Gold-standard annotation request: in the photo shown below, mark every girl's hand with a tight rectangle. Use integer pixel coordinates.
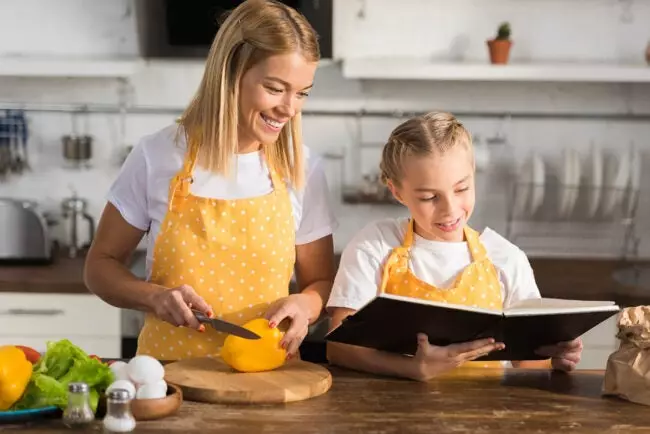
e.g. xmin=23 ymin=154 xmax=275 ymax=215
xmin=535 ymin=338 xmax=583 ymax=371
xmin=410 ymin=334 xmax=505 ymax=381
xmin=148 ymin=284 xmax=213 ymax=330
xmin=264 ymin=294 xmax=313 ymax=357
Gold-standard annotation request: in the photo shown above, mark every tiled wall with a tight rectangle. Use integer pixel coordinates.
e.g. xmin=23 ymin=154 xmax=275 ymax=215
xmin=0 ymin=0 xmax=649 ymax=258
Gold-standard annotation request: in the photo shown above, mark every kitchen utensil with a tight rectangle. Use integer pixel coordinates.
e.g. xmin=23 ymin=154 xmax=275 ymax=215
xmin=192 ymin=309 xmax=260 ymax=340
xmin=61 ymin=193 xmax=95 ymax=258
xmin=62 ymin=134 xmax=93 ymax=167
xmin=164 ymin=357 xmax=332 ymax=404
xmin=0 ymin=198 xmax=53 ymax=263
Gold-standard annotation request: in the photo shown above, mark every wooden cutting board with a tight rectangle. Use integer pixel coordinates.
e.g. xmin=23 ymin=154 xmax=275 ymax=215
xmin=163 ymin=357 xmax=332 ymax=404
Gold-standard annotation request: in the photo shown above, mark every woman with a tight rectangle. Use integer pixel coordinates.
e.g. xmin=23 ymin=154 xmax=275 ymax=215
xmin=84 ymin=0 xmax=337 ymax=361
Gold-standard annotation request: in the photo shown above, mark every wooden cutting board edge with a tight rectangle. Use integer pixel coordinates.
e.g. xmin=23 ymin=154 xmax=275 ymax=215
xmin=164 ymin=357 xmax=333 ymax=404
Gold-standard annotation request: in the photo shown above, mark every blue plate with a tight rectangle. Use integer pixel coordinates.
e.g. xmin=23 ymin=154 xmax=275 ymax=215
xmin=0 ymin=406 xmax=60 ymax=423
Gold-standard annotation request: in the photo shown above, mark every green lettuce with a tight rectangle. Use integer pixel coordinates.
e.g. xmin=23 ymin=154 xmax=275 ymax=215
xmin=12 ymin=339 xmax=114 ymax=412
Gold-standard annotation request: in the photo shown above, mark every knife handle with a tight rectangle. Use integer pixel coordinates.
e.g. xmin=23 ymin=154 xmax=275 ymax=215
xmin=191 ymin=309 xmax=210 ymax=323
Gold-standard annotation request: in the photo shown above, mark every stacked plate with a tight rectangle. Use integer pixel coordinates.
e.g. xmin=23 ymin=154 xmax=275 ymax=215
xmin=512 ymin=153 xmax=545 ymax=218
xmin=512 ymin=145 xmax=641 ymax=220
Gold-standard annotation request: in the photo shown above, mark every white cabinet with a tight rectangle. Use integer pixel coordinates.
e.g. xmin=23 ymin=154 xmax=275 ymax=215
xmin=0 ymin=292 xmax=122 ymax=358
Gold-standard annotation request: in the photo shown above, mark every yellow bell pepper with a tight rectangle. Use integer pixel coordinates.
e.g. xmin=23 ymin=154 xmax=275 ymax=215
xmin=0 ymin=345 xmax=33 ymax=410
xmin=221 ymin=318 xmax=287 ymax=373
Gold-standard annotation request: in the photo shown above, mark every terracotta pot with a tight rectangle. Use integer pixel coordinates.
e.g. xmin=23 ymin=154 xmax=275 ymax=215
xmin=487 ymin=39 xmax=512 ymax=64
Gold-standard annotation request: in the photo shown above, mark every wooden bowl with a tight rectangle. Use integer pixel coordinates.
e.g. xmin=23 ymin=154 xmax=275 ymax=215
xmin=130 ymin=383 xmax=183 ymax=421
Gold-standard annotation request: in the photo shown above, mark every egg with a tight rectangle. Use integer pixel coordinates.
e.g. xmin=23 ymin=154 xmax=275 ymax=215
xmin=126 ymin=355 xmax=165 ymax=385
xmin=136 ymin=380 xmax=167 ymax=400
xmin=106 ymin=380 xmax=137 ymax=400
xmin=109 ymin=361 xmax=130 ymax=382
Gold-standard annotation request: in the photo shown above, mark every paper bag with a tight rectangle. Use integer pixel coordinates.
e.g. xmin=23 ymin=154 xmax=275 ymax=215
xmin=602 ymin=306 xmax=650 ymax=405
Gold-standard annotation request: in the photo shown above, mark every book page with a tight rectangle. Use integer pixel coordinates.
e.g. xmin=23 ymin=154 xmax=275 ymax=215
xmin=505 ymin=297 xmax=618 ymax=316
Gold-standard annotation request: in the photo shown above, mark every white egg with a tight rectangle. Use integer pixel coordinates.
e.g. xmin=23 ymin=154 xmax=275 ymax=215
xmin=109 ymin=361 xmax=130 ymax=382
xmin=106 ymin=380 xmax=136 ymax=400
xmin=127 ymin=355 xmax=165 ymax=385
xmin=136 ymin=380 xmax=167 ymax=400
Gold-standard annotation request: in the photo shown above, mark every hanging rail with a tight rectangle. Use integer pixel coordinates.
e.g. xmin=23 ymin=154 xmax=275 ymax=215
xmin=0 ymin=102 xmax=649 ymax=121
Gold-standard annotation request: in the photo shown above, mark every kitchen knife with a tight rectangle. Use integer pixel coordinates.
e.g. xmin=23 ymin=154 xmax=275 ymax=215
xmin=192 ymin=309 xmax=261 ymax=340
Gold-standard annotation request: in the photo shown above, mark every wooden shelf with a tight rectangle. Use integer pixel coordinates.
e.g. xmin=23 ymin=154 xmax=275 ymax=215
xmin=0 ymin=56 xmax=142 ymax=78
xmin=342 ymin=58 xmax=650 ymax=83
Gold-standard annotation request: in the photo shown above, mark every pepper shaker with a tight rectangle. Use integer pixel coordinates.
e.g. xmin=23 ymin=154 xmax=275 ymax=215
xmin=62 ymin=382 xmax=95 ymax=428
xmin=103 ymin=388 xmax=136 ymax=433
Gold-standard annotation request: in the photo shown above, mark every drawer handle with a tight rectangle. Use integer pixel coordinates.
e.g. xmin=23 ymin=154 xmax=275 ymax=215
xmin=1 ymin=308 xmax=65 ymax=316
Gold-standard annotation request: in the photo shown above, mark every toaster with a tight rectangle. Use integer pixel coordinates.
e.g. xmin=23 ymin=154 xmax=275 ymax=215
xmin=0 ymin=198 xmax=53 ymax=263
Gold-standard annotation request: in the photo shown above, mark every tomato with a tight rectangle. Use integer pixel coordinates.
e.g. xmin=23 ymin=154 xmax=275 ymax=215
xmin=15 ymin=345 xmax=40 ymax=364
xmin=89 ymin=354 xmax=102 ymax=362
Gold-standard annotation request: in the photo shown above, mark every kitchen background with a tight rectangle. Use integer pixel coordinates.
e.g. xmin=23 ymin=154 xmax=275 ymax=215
xmin=0 ymin=0 xmax=649 ymax=367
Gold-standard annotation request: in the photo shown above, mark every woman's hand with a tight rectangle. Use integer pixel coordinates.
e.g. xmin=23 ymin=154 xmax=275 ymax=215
xmin=410 ymin=334 xmax=505 ymax=381
xmin=147 ymin=284 xmax=213 ymax=330
xmin=535 ymin=338 xmax=583 ymax=371
xmin=264 ymin=294 xmax=313 ymax=357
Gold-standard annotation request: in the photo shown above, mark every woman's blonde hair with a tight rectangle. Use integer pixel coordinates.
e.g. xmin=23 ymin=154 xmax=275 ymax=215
xmin=379 ymin=111 xmax=473 ymax=187
xmin=178 ymin=0 xmax=320 ymax=190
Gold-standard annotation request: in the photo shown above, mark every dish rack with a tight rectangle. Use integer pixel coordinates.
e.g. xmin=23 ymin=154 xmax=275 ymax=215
xmin=505 ymin=146 xmax=642 ymax=260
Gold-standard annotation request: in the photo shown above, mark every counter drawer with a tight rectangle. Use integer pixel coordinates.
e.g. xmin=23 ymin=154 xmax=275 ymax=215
xmin=0 ymin=335 xmax=121 ymax=358
xmin=0 ymin=293 xmax=120 ymax=337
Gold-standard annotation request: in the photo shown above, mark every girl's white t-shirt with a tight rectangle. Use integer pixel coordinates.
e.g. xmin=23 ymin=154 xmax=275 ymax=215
xmin=107 ymin=124 xmax=338 ymax=279
xmin=327 ymin=217 xmax=541 ymax=312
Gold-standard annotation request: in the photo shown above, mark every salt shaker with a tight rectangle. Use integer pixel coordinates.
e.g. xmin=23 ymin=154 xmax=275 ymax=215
xmin=62 ymin=382 xmax=95 ymax=428
xmin=103 ymin=388 xmax=136 ymax=433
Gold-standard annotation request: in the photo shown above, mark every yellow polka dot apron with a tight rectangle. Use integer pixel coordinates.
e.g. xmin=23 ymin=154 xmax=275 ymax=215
xmin=136 ymin=145 xmax=295 ymax=360
xmin=380 ymin=219 xmax=503 ymax=369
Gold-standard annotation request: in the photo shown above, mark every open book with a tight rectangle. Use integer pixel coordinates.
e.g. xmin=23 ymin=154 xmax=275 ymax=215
xmin=325 ymin=293 xmax=620 ymax=361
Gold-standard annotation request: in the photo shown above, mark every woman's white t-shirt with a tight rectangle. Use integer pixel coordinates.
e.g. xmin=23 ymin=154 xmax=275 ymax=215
xmin=327 ymin=218 xmax=541 ymax=312
xmin=107 ymin=124 xmax=338 ymax=279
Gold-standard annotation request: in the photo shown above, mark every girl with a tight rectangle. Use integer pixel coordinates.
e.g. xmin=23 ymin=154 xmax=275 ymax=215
xmin=85 ymin=0 xmax=337 ymax=360
xmin=326 ymin=112 xmax=582 ymax=381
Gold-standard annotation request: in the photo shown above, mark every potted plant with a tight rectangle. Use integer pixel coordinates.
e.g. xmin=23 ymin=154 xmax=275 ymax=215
xmin=487 ymin=22 xmax=512 ymax=65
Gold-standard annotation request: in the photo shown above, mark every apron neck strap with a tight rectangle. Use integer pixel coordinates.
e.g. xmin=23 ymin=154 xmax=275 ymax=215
xmin=463 ymin=226 xmax=488 ymax=261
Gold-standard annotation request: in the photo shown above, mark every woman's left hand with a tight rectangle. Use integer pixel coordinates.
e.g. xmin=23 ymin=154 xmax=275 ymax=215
xmin=535 ymin=338 xmax=583 ymax=371
xmin=264 ymin=294 xmax=313 ymax=358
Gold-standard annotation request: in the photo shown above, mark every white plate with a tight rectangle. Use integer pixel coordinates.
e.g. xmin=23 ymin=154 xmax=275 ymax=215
xmin=601 ymin=150 xmax=631 ymax=217
xmin=566 ymin=149 xmax=581 ymax=217
xmin=528 ymin=154 xmax=545 ymax=215
xmin=513 ymin=157 xmax=532 ymax=218
xmin=558 ymin=148 xmax=578 ymax=218
xmin=586 ymin=145 xmax=603 ymax=218
xmin=624 ymin=146 xmax=641 ymax=217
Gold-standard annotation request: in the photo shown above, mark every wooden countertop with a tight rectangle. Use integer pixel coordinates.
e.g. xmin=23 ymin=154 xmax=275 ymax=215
xmin=3 ymin=367 xmax=648 ymax=433
xmin=2 ymin=252 xmax=650 ymax=308
xmin=0 ymin=250 xmax=145 ymax=295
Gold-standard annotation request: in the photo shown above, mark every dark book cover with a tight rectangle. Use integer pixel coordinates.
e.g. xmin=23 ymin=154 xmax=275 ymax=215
xmin=325 ymin=294 xmax=620 ymax=361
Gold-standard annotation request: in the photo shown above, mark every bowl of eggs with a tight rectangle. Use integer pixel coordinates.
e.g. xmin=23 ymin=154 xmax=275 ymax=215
xmin=105 ymin=356 xmax=182 ymax=421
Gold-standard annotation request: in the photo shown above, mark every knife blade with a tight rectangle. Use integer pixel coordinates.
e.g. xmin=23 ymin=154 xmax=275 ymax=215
xmin=192 ymin=309 xmax=261 ymax=340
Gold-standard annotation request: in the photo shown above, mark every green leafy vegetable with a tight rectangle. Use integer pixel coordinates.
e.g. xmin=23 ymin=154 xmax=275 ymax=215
xmin=11 ymin=339 xmax=114 ymax=412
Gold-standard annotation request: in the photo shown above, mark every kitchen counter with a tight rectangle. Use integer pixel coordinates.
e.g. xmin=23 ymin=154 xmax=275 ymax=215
xmin=0 ymin=250 xmax=146 ymax=294
xmin=2 ymin=367 xmax=647 ymax=433
xmin=1 ymin=252 xmax=649 ymax=307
